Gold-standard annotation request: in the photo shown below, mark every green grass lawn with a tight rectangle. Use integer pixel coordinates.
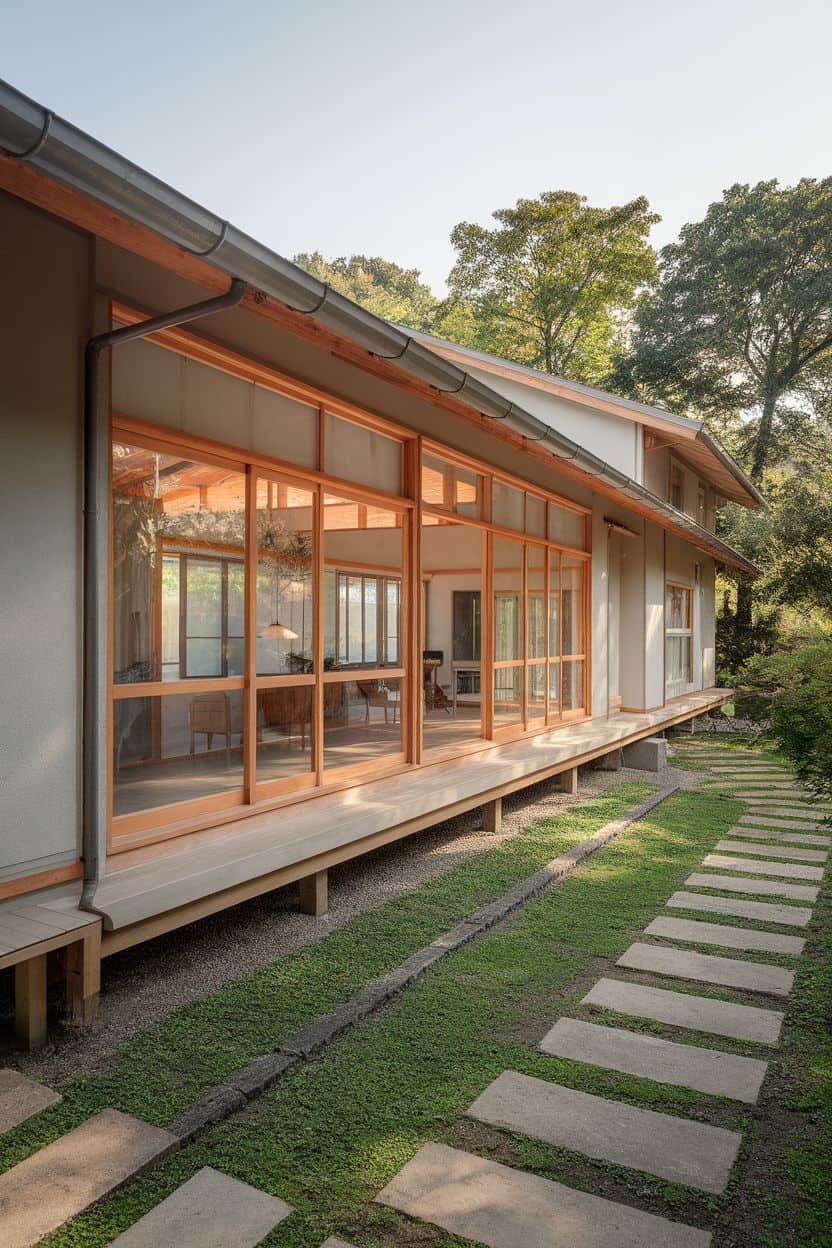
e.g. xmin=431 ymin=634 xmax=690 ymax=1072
xmin=11 ymin=748 xmax=832 ymax=1248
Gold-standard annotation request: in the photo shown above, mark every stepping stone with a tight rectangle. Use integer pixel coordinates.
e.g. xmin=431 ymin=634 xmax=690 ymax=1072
xmin=740 ymin=814 xmax=826 ymax=830
xmin=685 ymin=873 xmax=818 ymax=902
xmin=727 ymin=826 xmax=830 ymax=847
xmin=0 ymin=1070 xmax=61 ymax=1134
xmin=617 ymin=941 xmax=794 ymax=997
xmin=715 ymin=839 xmax=827 ymax=863
xmin=110 ymin=1166 xmax=293 ymax=1246
xmin=708 ymin=758 xmax=793 ymax=768
xmin=583 ymin=977 xmax=784 ymax=1044
xmin=702 ymin=854 xmax=823 ymax=881
xmin=667 ymin=890 xmax=812 ymax=928
xmin=0 ymin=1109 xmax=178 ymax=1248
xmin=736 ymin=788 xmax=803 ymax=796
xmin=376 ymin=1141 xmax=712 ymax=1248
xmin=539 ymin=1017 xmax=767 ymax=1101
xmin=468 ymin=1070 xmax=741 ymax=1193
xmin=644 ymin=915 xmax=804 ymax=955
xmin=747 ymin=806 xmax=829 ymax=820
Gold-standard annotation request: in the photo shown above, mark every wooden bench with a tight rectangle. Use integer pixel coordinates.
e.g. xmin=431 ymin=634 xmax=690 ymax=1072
xmin=0 ymin=905 xmax=101 ymax=1050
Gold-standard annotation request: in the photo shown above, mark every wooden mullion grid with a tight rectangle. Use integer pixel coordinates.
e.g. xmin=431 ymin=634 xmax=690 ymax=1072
xmin=244 ymin=466 xmax=258 ymax=804
xmin=312 ymin=485 xmax=325 ymax=786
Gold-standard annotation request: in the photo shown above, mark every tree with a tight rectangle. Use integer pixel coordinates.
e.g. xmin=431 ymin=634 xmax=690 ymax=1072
xmin=619 ymin=178 xmax=832 ymax=481
xmin=444 ymin=191 xmax=658 ymax=385
xmin=293 ymin=252 xmax=439 ymax=333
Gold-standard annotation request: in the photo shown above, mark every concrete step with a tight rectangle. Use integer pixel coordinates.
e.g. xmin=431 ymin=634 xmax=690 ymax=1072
xmin=666 ymin=890 xmax=812 ymax=928
xmin=583 ymin=976 xmax=783 ymax=1045
xmin=467 ymin=1069 xmax=741 ymax=1193
xmin=0 ymin=1070 xmax=61 ymax=1135
xmin=616 ymin=941 xmax=794 ymax=997
xmin=0 ymin=1109 xmax=178 ymax=1248
xmin=685 ymin=873 xmax=818 ymax=902
xmin=644 ymin=915 xmax=804 ymax=956
xmin=702 ymin=854 xmax=823 ymax=881
xmin=376 ymin=1141 xmax=712 ymax=1247
xmin=540 ymin=1017 xmax=767 ymax=1102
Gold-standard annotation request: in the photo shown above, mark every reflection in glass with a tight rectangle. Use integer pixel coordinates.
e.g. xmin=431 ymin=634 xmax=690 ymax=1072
xmin=112 ymin=442 xmax=246 ymax=683
xmin=562 ymin=660 xmax=584 ymax=712
xmin=113 ymin=691 xmax=244 ymax=816
xmin=323 ymin=678 xmax=402 ymax=771
xmin=494 ymin=665 xmax=523 ymax=727
xmin=421 ymin=453 xmax=484 ymax=519
xmin=323 ymin=494 xmax=402 ymax=670
xmin=528 ymin=665 xmax=546 ymax=720
xmin=256 ymin=686 xmax=313 ymax=785
xmin=256 ymin=480 xmax=314 ymax=676
xmin=562 ymin=558 xmax=585 ymax=656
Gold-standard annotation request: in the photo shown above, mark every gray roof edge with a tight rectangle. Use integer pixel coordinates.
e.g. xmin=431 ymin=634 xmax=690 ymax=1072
xmin=0 ymin=78 xmax=760 ymax=573
xmin=401 ymin=325 xmax=703 ymax=432
xmin=406 ymin=326 xmax=762 ymax=507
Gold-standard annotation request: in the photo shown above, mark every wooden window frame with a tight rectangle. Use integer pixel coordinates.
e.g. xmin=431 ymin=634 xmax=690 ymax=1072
xmin=108 ymin=313 xmax=593 ymax=853
xmin=665 ymin=580 xmax=694 ymax=698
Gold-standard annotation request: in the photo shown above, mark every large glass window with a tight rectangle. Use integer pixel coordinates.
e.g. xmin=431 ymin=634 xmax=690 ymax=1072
xmin=493 ymin=537 xmax=524 ymax=728
xmin=113 ymin=690 xmax=244 ymax=817
xmin=256 ymin=480 xmax=314 ymax=676
xmin=323 ymin=492 xmax=404 ymax=775
xmin=666 ymin=583 xmax=693 ymax=698
xmin=561 ymin=557 xmax=586 ymax=715
xmin=112 ymin=442 xmax=246 ymax=685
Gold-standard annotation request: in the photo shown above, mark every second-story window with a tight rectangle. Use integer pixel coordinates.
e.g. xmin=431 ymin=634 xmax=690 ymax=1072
xmin=697 ymin=484 xmax=708 ymax=528
xmin=670 ymin=463 xmax=684 ymax=511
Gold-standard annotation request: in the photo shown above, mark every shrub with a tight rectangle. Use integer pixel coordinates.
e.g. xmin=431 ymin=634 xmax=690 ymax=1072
xmin=740 ymin=642 xmax=832 ymax=803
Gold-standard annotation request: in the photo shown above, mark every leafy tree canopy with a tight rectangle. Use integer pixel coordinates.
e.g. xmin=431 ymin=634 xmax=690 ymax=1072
xmin=293 ymin=252 xmax=439 ymax=333
xmin=617 ymin=178 xmax=832 ymax=480
xmin=445 ymin=191 xmax=658 ymax=385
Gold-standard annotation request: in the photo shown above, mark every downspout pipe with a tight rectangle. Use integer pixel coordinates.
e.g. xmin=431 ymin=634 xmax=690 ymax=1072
xmin=81 ymin=278 xmax=247 ymax=909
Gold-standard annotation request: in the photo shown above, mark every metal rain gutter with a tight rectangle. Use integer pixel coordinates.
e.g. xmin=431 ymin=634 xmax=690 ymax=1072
xmin=0 ymin=78 xmax=760 ymax=576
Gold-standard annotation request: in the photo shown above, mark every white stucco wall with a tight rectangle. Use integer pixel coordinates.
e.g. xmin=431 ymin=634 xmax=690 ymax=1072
xmin=0 ymin=192 xmax=88 ymax=879
xmin=464 ymin=367 xmax=641 ymax=481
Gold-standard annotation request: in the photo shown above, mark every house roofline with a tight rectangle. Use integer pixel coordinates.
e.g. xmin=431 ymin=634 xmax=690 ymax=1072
xmin=407 ymin=329 xmax=763 ymax=508
xmin=0 ymin=77 xmax=760 ymax=574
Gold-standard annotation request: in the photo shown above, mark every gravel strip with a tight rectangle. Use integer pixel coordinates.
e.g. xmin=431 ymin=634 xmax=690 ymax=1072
xmin=4 ymin=759 xmax=700 ymax=1084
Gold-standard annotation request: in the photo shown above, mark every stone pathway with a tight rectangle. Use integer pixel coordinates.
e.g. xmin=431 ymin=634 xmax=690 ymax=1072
xmin=108 ymin=1167 xmax=293 ymax=1247
xmin=1 ymin=747 xmax=825 ymax=1246
xmin=377 ymin=748 xmax=825 ymax=1246
xmin=0 ymin=1069 xmax=60 ymax=1134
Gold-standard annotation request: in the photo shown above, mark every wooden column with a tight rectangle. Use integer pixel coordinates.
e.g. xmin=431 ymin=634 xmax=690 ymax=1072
xmin=482 ymin=796 xmax=502 ymax=835
xmin=15 ymin=954 xmax=47 ymax=1051
xmin=299 ymin=869 xmax=328 ymax=917
xmin=65 ymin=926 xmax=102 ymax=1026
xmin=559 ymin=766 xmax=579 ymax=796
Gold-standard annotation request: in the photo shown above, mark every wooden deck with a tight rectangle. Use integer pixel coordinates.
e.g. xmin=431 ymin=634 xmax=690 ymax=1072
xmin=0 ymin=891 xmax=101 ymax=1048
xmin=91 ymin=689 xmax=728 ymax=950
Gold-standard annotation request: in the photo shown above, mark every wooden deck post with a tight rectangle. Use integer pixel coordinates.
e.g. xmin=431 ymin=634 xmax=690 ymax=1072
xmin=15 ymin=954 xmax=47 ymax=1051
xmin=299 ymin=869 xmax=328 ymax=917
xmin=482 ymin=796 xmax=502 ymax=835
xmin=65 ymin=926 xmax=102 ymax=1026
xmin=559 ymin=766 xmax=579 ymax=795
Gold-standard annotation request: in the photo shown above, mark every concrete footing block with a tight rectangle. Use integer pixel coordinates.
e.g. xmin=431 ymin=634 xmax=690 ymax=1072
xmin=622 ymin=736 xmax=667 ymax=772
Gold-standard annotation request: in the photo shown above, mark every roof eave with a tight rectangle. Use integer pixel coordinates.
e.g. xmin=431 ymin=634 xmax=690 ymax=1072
xmin=0 ymin=78 xmax=760 ymax=576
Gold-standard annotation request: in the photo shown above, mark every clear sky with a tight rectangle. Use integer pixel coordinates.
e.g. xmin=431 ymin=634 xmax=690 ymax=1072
xmin=3 ymin=0 xmax=831 ymax=292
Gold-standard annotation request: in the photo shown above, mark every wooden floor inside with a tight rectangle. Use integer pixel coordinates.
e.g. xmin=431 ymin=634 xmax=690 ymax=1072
xmin=89 ymin=688 xmax=728 ymax=947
